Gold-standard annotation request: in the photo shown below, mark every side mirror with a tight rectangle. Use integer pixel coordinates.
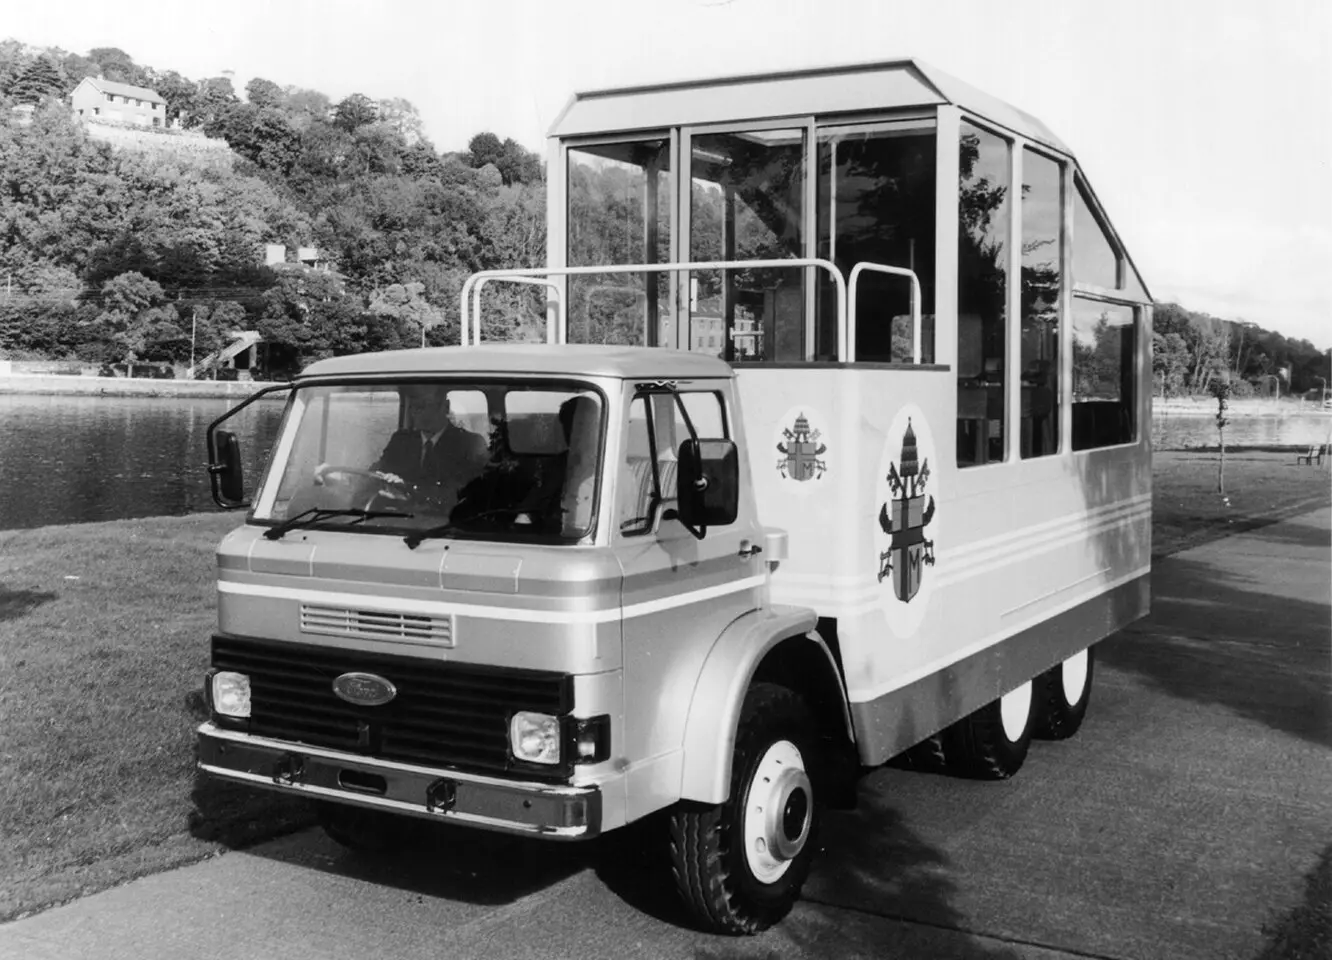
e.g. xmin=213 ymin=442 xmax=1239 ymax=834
xmin=676 ymin=438 xmax=739 ymax=537
xmin=209 ymin=429 xmax=247 ymax=509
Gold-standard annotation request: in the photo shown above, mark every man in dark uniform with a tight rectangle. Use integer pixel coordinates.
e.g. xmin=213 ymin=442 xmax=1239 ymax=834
xmin=372 ymin=385 xmax=490 ymax=513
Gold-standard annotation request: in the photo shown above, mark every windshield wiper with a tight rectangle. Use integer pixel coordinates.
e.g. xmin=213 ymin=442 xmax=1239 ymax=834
xmin=403 ymin=507 xmax=525 ymax=549
xmin=263 ymin=507 xmax=413 ymax=541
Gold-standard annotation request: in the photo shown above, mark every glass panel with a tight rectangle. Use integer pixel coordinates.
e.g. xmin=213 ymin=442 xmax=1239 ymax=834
xmin=1072 ymin=299 xmax=1137 ymax=450
xmin=567 ymin=140 xmax=672 ymax=345
xmin=956 ymin=122 xmax=1011 ymax=467
xmin=1020 ymin=148 xmax=1063 ymax=459
xmin=1073 ymin=178 xmax=1118 ymax=289
xmin=688 ymin=128 xmax=805 ymax=361
xmin=816 ymin=119 xmax=936 ymax=362
xmin=258 ymin=381 xmax=604 ymax=541
xmin=619 ymin=390 xmax=726 ymax=536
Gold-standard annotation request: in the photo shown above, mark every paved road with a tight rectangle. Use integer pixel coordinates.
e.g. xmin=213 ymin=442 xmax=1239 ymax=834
xmin=3 ymin=508 xmax=1328 ymax=960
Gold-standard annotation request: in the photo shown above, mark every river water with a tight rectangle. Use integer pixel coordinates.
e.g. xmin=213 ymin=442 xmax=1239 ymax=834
xmin=0 ymin=393 xmax=1329 ymax=532
xmin=0 ymin=394 xmax=284 ymax=532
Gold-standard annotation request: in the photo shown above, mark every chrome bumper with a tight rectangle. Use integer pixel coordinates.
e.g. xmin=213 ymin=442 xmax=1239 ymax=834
xmin=196 ymin=723 xmax=601 ymax=839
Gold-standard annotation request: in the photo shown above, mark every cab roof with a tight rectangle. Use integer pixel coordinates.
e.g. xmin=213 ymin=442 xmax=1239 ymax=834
xmin=299 ymin=343 xmax=735 ymax=382
xmin=549 ymin=58 xmax=1070 ymax=155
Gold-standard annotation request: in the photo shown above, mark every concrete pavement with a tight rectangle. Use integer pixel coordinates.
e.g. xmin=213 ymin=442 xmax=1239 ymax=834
xmin=2 ymin=507 xmax=1328 ymax=960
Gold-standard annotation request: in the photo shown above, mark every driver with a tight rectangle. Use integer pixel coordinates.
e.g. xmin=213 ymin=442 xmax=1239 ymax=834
xmin=372 ymin=385 xmax=489 ymax=511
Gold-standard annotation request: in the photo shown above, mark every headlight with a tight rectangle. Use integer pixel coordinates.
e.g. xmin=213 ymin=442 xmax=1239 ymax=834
xmin=509 ymin=711 xmax=560 ymax=765
xmin=211 ymin=671 xmax=251 ymax=718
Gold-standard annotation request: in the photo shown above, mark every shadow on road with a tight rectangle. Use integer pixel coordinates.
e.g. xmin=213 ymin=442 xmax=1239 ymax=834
xmin=1102 ymin=552 xmax=1331 ymax=749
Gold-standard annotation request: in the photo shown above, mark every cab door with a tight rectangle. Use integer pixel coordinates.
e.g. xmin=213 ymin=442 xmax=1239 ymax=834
xmin=615 ymin=380 xmax=764 ymax=820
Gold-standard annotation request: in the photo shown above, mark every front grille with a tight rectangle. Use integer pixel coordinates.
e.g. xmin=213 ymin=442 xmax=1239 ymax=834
xmin=211 ymin=635 xmax=572 ymax=779
xmin=300 ymin=603 xmax=453 ymax=648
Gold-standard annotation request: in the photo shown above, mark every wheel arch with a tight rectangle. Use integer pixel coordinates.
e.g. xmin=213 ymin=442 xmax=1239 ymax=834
xmin=679 ymin=606 xmax=854 ymax=804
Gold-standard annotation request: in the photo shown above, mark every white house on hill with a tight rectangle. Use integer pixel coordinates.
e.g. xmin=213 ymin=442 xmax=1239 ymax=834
xmin=70 ymin=77 xmax=166 ymax=127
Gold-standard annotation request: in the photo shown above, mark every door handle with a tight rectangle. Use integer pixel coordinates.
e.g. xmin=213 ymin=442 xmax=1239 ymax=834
xmin=738 ymin=540 xmax=763 ymax=558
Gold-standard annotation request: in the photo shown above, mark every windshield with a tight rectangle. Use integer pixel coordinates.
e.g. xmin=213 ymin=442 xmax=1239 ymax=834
xmin=253 ymin=380 xmax=605 ymax=542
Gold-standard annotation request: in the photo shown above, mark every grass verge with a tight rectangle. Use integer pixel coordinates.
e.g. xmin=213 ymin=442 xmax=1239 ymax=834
xmin=1152 ymin=450 xmax=1330 ymax=558
xmin=0 ymin=451 xmax=1327 ymax=922
xmin=0 ymin=513 xmax=313 ymax=922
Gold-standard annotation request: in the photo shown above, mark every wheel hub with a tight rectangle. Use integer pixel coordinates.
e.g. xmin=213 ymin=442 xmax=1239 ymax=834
xmin=1061 ymin=650 xmax=1089 ymax=705
xmin=999 ymin=680 xmax=1033 ymax=742
xmin=743 ymin=740 xmax=812 ymax=883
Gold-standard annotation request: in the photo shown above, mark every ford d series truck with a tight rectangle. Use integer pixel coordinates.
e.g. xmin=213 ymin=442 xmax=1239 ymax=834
xmin=198 ymin=343 xmax=855 ymax=933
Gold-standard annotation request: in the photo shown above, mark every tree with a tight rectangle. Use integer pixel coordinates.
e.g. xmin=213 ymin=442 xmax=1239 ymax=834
xmin=245 ymin=76 xmax=283 ymax=108
xmin=1209 ymin=372 xmax=1232 ymax=493
xmin=93 ymin=271 xmax=183 ymax=364
xmin=467 ymin=132 xmax=504 ymax=169
xmin=333 ymin=93 xmax=377 ymax=132
xmin=377 ymin=97 xmax=425 ymax=145
xmin=8 ymin=56 xmax=63 ymax=104
xmin=368 ymin=281 xmax=443 ymax=347
xmin=146 ymin=69 xmax=197 ymax=125
xmin=88 ymin=47 xmax=143 ymax=85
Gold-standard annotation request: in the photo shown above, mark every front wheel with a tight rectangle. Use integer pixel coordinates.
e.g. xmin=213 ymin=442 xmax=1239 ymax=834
xmin=669 ymin=683 xmax=820 ymax=935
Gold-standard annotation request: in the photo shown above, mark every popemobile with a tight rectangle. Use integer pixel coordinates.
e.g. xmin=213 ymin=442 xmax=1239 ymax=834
xmin=197 ymin=58 xmax=1153 ymax=933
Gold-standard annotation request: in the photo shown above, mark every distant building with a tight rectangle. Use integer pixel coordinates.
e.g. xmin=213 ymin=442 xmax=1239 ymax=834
xmin=264 ymin=244 xmax=335 ymax=273
xmin=70 ymin=77 xmax=166 ymax=128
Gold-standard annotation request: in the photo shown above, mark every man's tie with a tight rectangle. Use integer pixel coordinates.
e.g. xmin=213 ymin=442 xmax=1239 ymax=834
xmin=420 ymin=436 xmax=434 ymax=472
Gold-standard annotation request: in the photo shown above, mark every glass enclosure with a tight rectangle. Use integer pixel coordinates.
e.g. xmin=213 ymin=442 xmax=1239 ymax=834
xmin=567 ymin=139 xmax=672 ymax=346
xmin=255 ymin=381 xmax=605 ymax=542
xmin=688 ymin=127 xmax=806 ymax=362
xmin=955 ymin=122 xmax=1011 ymax=467
xmin=1020 ymin=148 xmax=1063 ymax=459
xmin=817 ymin=119 xmax=936 ymax=363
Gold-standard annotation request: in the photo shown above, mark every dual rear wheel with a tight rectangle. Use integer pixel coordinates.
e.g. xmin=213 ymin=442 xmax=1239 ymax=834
xmin=947 ymin=646 xmax=1096 ymax=779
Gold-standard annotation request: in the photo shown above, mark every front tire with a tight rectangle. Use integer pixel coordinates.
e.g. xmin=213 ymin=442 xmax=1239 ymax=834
xmin=1034 ymin=646 xmax=1095 ymax=740
xmin=946 ymin=679 xmax=1035 ymax=779
xmin=669 ymin=683 xmax=820 ymax=934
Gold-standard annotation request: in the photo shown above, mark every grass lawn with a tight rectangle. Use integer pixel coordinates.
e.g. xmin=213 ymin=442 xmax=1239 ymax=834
xmin=0 ymin=450 xmax=1327 ymax=923
xmin=1153 ymin=450 xmax=1331 ymax=557
xmin=0 ymin=513 xmax=312 ymax=922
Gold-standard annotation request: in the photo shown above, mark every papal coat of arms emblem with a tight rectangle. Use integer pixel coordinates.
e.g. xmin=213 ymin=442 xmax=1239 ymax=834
xmin=777 ymin=412 xmax=827 ymax=481
xmin=878 ymin=419 xmax=936 ymax=602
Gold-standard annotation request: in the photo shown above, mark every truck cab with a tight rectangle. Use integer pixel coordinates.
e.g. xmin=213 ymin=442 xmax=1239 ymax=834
xmin=199 ymin=344 xmax=848 ymax=931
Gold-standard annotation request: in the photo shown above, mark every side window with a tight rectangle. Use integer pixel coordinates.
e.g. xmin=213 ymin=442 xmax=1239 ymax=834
xmin=618 ymin=390 xmax=727 ymax=536
xmin=1071 ymin=299 xmax=1138 ymax=450
xmin=956 ymin=121 xmax=1011 ymax=468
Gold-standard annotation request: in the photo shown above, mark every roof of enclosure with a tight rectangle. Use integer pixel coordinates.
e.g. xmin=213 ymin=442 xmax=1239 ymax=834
xmin=549 ymin=59 xmax=1071 ymax=155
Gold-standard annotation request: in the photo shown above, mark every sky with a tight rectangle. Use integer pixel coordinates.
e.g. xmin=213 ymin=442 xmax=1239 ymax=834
xmin=8 ymin=0 xmax=1330 ymax=349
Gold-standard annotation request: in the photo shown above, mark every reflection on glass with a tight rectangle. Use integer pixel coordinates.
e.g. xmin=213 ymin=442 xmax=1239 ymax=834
xmin=1073 ymin=179 xmax=1118 ymax=290
xmin=1021 ymin=148 xmax=1062 ymax=459
xmin=956 ymin=122 xmax=1011 ymax=467
xmin=1071 ymin=299 xmax=1137 ymax=450
xmin=567 ymin=140 xmax=672 ymax=345
xmin=689 ymin=128 xmax=805 ymax=361
xmin=816 ymin=120 xmax=936 ymax=362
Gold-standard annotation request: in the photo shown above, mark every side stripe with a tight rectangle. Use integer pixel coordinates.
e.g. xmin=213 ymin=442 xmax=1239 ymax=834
xmin=217 ymin=575 xmax=766 ymax=625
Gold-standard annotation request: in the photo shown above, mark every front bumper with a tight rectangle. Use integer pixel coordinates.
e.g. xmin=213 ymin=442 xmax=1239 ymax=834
xmin=197 ymin=723 xmax=601 ymax=839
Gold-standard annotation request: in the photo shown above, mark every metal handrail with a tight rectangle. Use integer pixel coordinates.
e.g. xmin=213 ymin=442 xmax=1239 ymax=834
xmin=460 ymin=259 xmax=848 ymax=360
xmin=461 ymin=275 xmax=566 ymax=347
xmin=847 ymin=262 xmax=923 ymax=364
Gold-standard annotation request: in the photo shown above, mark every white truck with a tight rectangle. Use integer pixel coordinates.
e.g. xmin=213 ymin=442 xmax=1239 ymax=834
xmin=198 ymin=59 xmax=1152 ymax=933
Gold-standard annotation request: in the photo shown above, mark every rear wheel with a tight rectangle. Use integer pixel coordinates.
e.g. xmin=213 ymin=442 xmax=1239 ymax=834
xmin=1034 ymin=647 xmax=1095 ymax=740
xmin=946 ymin=679 xmax=1035 ymax=779
xmin=669 ymin=683 xmax=820 ymax=934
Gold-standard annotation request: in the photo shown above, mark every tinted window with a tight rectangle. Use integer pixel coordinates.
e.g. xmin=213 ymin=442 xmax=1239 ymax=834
xmin=1021 ymin=149 xmax=1063 ymax=459
xmin=956 ymin=122 xmax=1011 ymax=467
xmin=1071 ymin=299 xmax=1137 ymax=449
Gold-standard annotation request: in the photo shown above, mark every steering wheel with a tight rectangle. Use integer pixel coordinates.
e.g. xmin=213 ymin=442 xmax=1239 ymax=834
xmin=313 ymin=464 xmax=412 ymax=505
